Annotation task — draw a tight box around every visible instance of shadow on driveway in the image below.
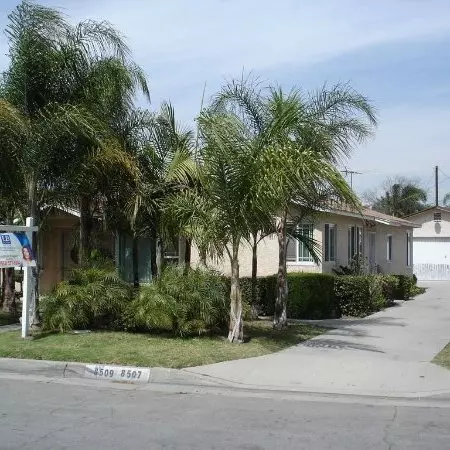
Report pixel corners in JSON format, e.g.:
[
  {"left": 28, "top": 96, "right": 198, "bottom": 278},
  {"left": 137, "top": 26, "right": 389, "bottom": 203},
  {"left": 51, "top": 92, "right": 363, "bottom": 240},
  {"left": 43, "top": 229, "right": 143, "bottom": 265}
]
[{"left": 301, "top": 338, "right": 385, "bottom": 353}]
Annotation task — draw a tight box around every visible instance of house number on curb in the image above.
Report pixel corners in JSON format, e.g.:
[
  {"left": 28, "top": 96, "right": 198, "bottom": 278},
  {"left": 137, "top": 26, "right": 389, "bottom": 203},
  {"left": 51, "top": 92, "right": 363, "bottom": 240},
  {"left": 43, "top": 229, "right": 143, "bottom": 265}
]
[{"left": 84, "top": 364, "right": 150, "bottom": 383}]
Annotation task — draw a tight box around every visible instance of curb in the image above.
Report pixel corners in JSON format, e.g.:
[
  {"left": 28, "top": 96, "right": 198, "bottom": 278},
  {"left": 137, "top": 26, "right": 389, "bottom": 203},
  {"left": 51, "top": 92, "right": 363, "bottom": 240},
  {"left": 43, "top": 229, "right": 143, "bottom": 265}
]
[
  {"left": 2, "top": 357, "right": 450, "bottom": 401},
  {"left": 0, "top": 357, "right": 225, "bottom": 387}
]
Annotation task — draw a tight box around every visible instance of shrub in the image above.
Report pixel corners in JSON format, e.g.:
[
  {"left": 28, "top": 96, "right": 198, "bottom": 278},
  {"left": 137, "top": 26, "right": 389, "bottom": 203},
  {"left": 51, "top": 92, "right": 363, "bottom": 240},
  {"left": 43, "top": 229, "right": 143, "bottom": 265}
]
[
  {"left": 238, "top": 275, "right": 277, "bottom": 317},
  {"left": 41, "top": 262, "right": 133, "bottom": 332},
  {"left": 380, "top": 274, "right": 399, "bottom": 301},
  {"left": 393, "top": 275, "right": 416, "bottom": 300},
  {"left": 237, "top": 273, "right": 338, "bottom": 319},
  {"left": 334, "top": 275, "right": 386, "bottom": 317},
  {"left": 287, "top": 273, "right": 339, "bottom": 319},
  {"left": 128, "top": 265, "right": 227, "bottom": 336}
]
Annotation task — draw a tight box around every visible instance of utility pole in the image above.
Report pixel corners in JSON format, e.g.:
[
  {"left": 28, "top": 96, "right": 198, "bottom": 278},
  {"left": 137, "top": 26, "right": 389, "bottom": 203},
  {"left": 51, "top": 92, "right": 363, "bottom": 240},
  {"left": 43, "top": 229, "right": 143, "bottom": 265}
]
[
  {"left": 435, "top": 165, "right": 439, "bottom": 207},
  {"left": 341, "top": 168, "right": 362, "bottom": 189}
]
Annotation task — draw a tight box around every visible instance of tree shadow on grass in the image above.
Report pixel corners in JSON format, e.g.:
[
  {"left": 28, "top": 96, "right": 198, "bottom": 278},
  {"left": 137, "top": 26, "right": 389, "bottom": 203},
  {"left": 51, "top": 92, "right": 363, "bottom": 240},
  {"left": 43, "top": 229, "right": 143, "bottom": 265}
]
[{"left": 244, "top": 321, "right": 325, "bottom": 350}]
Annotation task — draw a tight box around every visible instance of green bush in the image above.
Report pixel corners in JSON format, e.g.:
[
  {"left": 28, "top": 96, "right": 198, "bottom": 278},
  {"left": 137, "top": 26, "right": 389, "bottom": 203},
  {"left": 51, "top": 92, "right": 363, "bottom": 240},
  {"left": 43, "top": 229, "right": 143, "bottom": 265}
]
[
  {"left": 128, "top": 265, "right": 227, "bottom": 336},
  {"left": 287, "top": 273, "right": 339, "bottom": 319},
  {"left": 238, "top": 275, "right": 277, "bottom": 317},
  {"left": 41, "top": 262, "right": 133, "bottom": 332},
  {"left": 237, "top": 273, "right": 339, "bottom": 319},
  {"left": 380, "top": 274, "right": 399, "bottom": 301},
  {"left": 334, "top": 275, "right": 387, "bottom": 317},
  {"left": 394, "top": 275, "right": 416, "bottom": 300}
]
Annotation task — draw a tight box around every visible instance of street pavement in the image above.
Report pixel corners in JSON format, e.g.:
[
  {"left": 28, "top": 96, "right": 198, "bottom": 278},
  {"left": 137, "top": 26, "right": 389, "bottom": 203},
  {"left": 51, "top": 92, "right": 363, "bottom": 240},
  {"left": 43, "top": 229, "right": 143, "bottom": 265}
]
[
  {"left": 1, "top": 377, "right": 450, "bottom": 449},
  {"left": 186, "top": 282, "right": 450, "bottom": 397}
]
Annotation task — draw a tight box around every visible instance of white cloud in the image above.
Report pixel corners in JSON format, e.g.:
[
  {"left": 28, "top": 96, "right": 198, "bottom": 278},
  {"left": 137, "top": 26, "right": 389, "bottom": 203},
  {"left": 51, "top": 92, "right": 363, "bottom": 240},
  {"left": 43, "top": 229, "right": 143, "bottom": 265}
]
[{"left": 2, "top": 0, "right": 450, "bottom": 194}]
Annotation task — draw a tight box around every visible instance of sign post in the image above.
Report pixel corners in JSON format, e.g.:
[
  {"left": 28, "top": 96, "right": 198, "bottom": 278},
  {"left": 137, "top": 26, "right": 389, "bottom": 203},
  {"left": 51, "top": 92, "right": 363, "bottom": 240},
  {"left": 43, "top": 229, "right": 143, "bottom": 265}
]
[
  {"left": 22, "top": 217, "right": 34, "bottom": 338},
  {"left": 0, "top": 218, "right": 38, "bottom": 338}
]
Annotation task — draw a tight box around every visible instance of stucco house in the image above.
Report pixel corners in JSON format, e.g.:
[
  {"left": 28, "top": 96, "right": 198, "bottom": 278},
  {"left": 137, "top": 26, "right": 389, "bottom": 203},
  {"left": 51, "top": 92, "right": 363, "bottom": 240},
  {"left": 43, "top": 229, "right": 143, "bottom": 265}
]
[
  {"left": 39, "top": 207, "right": 115, "bottom": 293},
  {"left": 36, "top": 202, "right": 418, "bottom": 293},
  {"left": 404, "top": 206, "right": 450, "bottom": 280},
  {"left": 191, "top": 206, "right": 419, "bottom": 277}
]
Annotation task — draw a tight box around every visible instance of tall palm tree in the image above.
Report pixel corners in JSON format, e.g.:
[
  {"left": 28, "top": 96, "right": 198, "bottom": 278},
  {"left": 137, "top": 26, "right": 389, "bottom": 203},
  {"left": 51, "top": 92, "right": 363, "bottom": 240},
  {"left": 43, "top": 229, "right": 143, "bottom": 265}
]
[
  {"left": 167, "top": 111, "right": 274, "bottom": 342},
  {"left": 212, "top": 78, "right": 377, "bottom": 328},
  {"left": 0, "top": 1, "right": 149, "bottom": 319},
  {"left": 105, "top": 103, "right": 196, "bottom": 284}
]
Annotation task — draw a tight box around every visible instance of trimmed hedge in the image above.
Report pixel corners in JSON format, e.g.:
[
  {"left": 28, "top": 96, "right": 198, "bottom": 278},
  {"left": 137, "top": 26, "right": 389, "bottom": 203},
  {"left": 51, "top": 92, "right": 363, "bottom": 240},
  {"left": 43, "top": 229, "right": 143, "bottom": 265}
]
[
  {"left": 237, "top": 273, "right": 339, "bottom": 320},
  {"left": 235, "top": 272, "right": 419, "bottom": 320},
  {"left": 334, "top": 275, "right": 386, "bottom": 317},
  {"left": 393, "top": 274, "right": 416, "bottom": 300},
  {"left": 287, "top": 273, "right": 339, "bottom": 319}
]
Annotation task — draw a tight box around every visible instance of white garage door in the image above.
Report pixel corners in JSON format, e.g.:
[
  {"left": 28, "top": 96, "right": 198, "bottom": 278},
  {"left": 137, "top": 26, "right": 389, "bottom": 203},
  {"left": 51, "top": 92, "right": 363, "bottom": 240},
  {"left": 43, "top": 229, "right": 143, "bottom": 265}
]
[{"left": 414, "top": 237, "right": 450, "bottom": 280}]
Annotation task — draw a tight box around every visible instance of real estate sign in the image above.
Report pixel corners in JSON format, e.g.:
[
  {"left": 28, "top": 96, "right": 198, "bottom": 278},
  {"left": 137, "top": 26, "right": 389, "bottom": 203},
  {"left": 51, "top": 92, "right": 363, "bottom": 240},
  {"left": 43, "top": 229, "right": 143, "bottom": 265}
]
[{"left": 0, "top": 232, "right": 36, "bottom": 267}]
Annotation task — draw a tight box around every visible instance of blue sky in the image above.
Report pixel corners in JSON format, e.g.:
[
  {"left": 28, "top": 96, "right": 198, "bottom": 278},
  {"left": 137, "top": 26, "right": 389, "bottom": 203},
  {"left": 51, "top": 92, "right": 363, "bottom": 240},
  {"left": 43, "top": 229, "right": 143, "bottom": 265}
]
[{"left": 2, "top": 0, "right": 450, "bottom": 199}]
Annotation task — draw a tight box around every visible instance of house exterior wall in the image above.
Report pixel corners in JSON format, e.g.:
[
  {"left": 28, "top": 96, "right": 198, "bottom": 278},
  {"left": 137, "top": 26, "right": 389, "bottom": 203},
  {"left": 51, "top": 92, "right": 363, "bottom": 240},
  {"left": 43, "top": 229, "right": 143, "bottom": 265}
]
[
  {"left": 39, "top": 213, "right": 114, "bottom": 294},
  {"left": 408, "top": 208, "right": 450, "bottom": 280},
  {"left": 411, "top": 209, "right": 450, "bottom": 238},
  {"left": 190, "top": 212, "right": 414, "bottom": 277},
  {"left": 39, "top": 214, "right": 79, "bottom": 294}
]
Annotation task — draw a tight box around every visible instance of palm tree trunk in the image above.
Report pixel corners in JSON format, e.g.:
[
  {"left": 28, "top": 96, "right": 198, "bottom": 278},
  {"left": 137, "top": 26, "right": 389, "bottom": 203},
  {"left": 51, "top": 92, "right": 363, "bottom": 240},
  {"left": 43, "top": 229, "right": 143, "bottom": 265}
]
[
  {"left": 2, "top": 268, "right": 16, "bottom": 314},
  {"left": 79, "top": 195, "right": 93, "bottom": 265},
  {"left": 251, "top": 232, "right": 258, "bottom": 307},
  {"left": 155, "top": 235, "right": 163, "bottom": 277},
  {"left": 184, "top": 238, "right": 192, "bottom": 268},
  {"left": 132, "top": 234, "right": 139, "bottom": 287},
  {"left": 274, "top": 213, "right": 288, "bottom": 329},
  {"left": 27, "top": 176, "right": 40, "bottom": 324},
  {"left": 228, "top": 241, "right": 244, "bottom": 343},
  {"left": 31, "top": 236, "right": 41, "bottom": 325}
]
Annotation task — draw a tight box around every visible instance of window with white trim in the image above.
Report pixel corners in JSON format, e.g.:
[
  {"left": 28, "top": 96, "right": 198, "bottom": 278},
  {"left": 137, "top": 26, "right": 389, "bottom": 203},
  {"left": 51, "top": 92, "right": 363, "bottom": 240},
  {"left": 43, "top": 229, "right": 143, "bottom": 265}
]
[
  {"left": 164, "top": 239, "right": 180, "bottom": 265},
  {"left": 348, "top": 226, "right": 362, "bottom": 262},
  {"left": 286, "top": 224, "right": 314, "bottom": 263},
  {"left": 324, "top": 224, "right": 336, "bottom": 262},
  {"left": 387, "top": 235, "right": 393, "bottom": 262},
  {"left": 406, "top": 232, "right": 411, "bottom": 266}
]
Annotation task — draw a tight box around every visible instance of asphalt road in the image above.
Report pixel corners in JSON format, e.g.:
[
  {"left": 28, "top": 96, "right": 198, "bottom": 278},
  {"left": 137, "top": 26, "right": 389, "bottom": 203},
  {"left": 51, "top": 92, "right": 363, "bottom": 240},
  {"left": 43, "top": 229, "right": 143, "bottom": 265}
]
[{"left": 1, "top": 378, "right": 450, "bottom": 449}]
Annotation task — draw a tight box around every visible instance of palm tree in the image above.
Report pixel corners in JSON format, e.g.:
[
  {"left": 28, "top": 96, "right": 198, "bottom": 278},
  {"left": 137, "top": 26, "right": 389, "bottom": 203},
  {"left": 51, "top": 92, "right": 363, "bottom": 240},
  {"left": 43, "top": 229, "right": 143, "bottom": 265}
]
[
  {"left": 212, "top": 78, "right": 377, "bottom": 328},
  {"left": 104, "top": 103, "right": 196, "bottom": 284},
  {"left": 0, "top": 1, "right": 148, "bottom": 318},
  {"left": 167, "top": 110, "right": 275, "bottom": 342},
  {"left": 443, "top": 193, "right": 450, "bottom": 207},
  {"left": 372, "top": 181, "right": 428, "bottom": 217}
]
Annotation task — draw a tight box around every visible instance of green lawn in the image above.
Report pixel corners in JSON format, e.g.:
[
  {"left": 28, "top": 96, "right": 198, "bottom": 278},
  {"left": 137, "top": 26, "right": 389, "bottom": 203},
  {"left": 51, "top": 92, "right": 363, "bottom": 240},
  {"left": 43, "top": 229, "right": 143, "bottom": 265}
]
[
  {"left": 433, "top": 343, "right": 450, "bottom": 370},
  {"left": 0, "top": 321, "right": 324, "bottom": 368},
  {"left": 0, "top": 312, "right": 19, "bottom": 326}
]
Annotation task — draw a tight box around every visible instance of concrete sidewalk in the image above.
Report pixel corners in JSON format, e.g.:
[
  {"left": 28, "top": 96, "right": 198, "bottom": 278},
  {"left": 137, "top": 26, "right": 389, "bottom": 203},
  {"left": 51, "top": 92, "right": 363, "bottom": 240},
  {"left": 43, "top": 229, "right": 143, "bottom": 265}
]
[{"left": 185, "top": 282, "right": 450, "bottom": 397}]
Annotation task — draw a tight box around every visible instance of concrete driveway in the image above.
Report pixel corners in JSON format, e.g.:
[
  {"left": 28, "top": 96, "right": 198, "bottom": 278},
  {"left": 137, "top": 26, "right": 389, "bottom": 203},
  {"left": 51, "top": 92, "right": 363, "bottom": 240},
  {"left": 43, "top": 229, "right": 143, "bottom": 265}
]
[{"left": 185, "top": 282, "right": 450, "bottom": 397}]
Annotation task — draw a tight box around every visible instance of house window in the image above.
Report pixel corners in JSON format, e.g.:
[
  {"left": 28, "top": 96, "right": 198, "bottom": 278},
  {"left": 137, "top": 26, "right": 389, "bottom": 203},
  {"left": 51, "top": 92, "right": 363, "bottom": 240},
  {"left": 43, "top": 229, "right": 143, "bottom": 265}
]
[
  {"left": 387, "top": 235, "right": 393, "bottom": 262},
  {"left": 406, "top": 232, "right": 411, "bottom": 266},
  {"left": 324, "top": 224, "right": 336, "bottom": 262},
  {"left": 348, "top": 226, "right": 362, "bottom": 262},
  {"left": 286, "top": 224, "right": 314, "bottom": 263},
  {"left": 164, "top": 239, "right": 180, "bottom": 265},
  {"left": 434, "top": 212, "right": 442, "bottom": 222}
]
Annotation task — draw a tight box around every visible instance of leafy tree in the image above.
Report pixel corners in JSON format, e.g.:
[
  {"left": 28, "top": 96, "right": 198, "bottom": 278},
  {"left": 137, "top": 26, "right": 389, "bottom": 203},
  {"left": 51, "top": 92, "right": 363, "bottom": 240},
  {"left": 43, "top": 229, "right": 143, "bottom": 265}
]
[{"left": 369, "top": 177, "right": 428, "bottom": 217}]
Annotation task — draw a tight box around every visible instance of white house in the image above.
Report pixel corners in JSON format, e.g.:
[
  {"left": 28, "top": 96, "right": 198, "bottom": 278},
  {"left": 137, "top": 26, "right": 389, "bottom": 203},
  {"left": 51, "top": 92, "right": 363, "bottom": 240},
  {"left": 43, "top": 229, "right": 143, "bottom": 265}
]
[
  {"left": 405, "top": 206, "right": 450, "bottom": 280},
  {"left": 191, "top": 206, "right": 419, "bottom": 277}
]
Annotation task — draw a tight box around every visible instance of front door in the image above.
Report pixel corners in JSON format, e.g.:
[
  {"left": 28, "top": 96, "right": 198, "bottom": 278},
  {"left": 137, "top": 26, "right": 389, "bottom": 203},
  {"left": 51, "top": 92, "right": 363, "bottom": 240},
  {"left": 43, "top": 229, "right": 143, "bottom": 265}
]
[{"left": 368, "top": 232, "right": 376, "bottom": 273}]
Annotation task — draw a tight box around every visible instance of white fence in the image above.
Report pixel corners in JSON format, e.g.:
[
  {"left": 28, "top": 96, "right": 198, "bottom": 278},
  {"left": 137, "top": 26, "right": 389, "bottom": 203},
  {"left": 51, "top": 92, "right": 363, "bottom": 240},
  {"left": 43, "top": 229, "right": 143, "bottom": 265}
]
[{"left": 414, "top": 263, "right": 450, "bottom": 281}]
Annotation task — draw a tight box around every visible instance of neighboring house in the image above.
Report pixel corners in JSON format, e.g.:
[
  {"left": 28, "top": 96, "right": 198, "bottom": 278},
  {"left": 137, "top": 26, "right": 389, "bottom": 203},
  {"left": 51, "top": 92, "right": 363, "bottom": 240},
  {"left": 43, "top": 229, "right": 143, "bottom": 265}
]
[
  {"left": 404, "top": 206, "right": 450, "bottom": 280},
  {"left": 191, "top": 206, "right": 419, "bottom": 277}
]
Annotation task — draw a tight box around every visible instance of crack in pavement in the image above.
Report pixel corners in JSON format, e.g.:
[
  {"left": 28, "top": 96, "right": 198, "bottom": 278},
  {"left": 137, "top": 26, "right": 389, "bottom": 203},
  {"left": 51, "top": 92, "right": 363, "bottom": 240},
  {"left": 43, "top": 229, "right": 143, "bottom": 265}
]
[{"left": 382, "top": 406, "right": 399, "bottom": 450}]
